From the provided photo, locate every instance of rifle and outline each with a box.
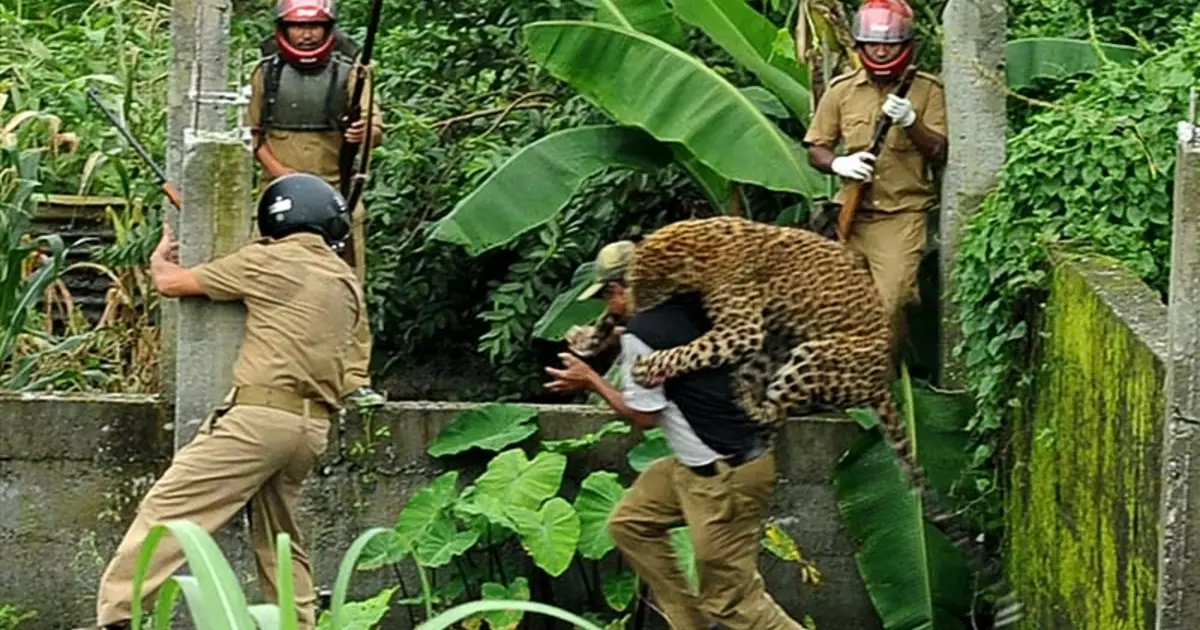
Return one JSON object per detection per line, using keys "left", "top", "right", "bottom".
{"left": 86, "top": 86, "right": 183, "bottom": 211}
{"left": 338, "top": 0, "right": 386, "bottom": 212}
{"left": 835, "top": 64, "right": 918, "bottom": 242}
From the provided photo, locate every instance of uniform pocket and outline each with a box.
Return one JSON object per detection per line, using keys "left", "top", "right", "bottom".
{"left": 843, "top": 115, "right": 875, "bottom": 152}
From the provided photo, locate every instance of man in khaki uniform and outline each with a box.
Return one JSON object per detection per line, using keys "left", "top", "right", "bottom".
{"left": 248, "top": 0, "right": 385, "bottom": 406}
{"left": 803, "top": 0, "right": 946, "bottom": 363}
{"left": 546, "top": 243, "right": 805, "bottom": 630}
{"left": 93, "top": 174, "right": 363, "bottom": 630}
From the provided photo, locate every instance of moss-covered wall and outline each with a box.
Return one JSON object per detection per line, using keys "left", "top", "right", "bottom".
{"left": 1007, "top": 255, "right": 1169, "bottom": 630}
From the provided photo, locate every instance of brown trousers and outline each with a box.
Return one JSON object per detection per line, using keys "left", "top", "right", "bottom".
{"left": 608, "top": 451, "right": 804, "bottom": 630}
{"left": 845, "top": 209, "right": 928, "bottom": 363}
{"left": 95, "top": 403, "right": 331, "bottom": 629}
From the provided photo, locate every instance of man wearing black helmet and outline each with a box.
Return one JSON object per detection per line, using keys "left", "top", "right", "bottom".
{"left": 249, "top": 0, "right": 385, "bottom": 407}
{"left": 92, "top": 174, "right": 362, "bottom": 630}
{"left": 803, "top": 0, "right": 947, "bottom": 369}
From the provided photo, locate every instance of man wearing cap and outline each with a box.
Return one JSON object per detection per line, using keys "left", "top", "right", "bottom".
{"left": 803, "top": 0, "right": 946, "bottom": 368}
{"left": 546, "top": 242, "right": 805, "bottom": 630}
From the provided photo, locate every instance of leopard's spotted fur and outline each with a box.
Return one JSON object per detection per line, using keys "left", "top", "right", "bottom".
{"left": 612, "top": 216, "right": 1022, "bottom": 625}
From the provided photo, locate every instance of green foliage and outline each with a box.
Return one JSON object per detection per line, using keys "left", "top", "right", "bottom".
{"left": 951, "top": 13, "right": 1200, "bottom": 528}
{"left": 832, "top": 371, "right": 977, "bottom": 629}
{"left": 358, "top": 403, "right": 822, "bottom": 626}
{"left": 0, "top": 604, "right": 37, "bottom": 630}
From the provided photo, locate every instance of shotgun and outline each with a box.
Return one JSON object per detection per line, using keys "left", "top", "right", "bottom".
{"left": 86, "top": 87, "right": 182, "bottom": 211}
{"left": 835, "top": 64, "right": 918, "bottom": 242}
{"left": 338, "top": 0, "right": 385, "bottom": 211}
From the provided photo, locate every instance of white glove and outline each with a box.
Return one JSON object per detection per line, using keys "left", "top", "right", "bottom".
{"left": 1179, "top": 120, "right": 1197, "bottom": 145}
{"left": 882, "top": 94, "right": 917, "bottom": 128}
{"left": 831, "top": 152, "right": 876, "bottom": 181}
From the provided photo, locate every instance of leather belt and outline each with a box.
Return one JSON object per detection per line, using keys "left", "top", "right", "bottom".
{"left": 231, "top": 385, "right": 334, "bottom": 420}
{"left": 689, "top": 435, "right": 769, "bottom": 478}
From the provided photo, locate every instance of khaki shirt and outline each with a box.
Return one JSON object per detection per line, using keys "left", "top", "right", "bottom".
{"left": 192, "top": 233, "right": 364, "bottom": 409}
{"left": 247, "top": 59, "right": 384, "bottom": 188}
{"left": 803, "top": 68, "right": 947, "bottom": 213}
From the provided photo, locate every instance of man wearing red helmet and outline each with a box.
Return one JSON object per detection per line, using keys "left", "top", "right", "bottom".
{"left": 803, "top": 0, "right": 947, "bottom": 366}
{"left": 248, "top": 0, "right": 385, "bottom": 407}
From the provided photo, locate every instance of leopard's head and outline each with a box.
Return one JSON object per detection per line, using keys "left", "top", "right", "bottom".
{"left": 625, "top": 236, "right": 700, "bottom": 313}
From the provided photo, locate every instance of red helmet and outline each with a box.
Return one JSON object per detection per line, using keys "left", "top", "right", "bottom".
{"left": 274, "top": 0, "right": 337, "bottom": 68}
{"left": 852, "top": 0, "right": 916, "bottom": 77}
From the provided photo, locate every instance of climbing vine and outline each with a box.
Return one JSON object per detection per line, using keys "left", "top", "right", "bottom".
{"left": 952, "top": 13, "right": 1200, "bottom": 505}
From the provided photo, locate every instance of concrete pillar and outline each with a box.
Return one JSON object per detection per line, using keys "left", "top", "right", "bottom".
{"left": 161, "top": 0, "right": 236, "bottom": 408}
{"left": 936, "top": 0, "right": 1007, "bottom": 387}
{"left": 167, "top": 0, "right": 254, "bottom": 450}
{"left": 1154, "top": 125, "right": 1200, "bottom": 630}
{"left": 173, "top": 140, "right": 255, "bottom": 450}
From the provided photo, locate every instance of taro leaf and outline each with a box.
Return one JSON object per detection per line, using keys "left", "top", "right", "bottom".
{"left": 396, "top": 471, "right": 461, "bottom": 544}
{"left": 428, "top": 404, "right": 539, "bottom": 457}
{"left": 478, "top": 578, "right": 532, "bottom": 630}
{"left": 475, "top": 449, "right": 568, "bottom": 514}
{"left": 510, "top": 498, "right": 582, "bottom": 577}
{"left": 627, "top": 428, "right": 672, "bottom": 472}
{"left": 574, "top": 471, "right": 628, "bottom": 559}
{"left": 415, "top": 518, "right": 481, "bottom": 568}
{"left": 669, "top": 527, "right": 698, "bottom": 589}
{"left": 315, "top": 587, "right": 397, "bottom": 630}
{"left": 397, "top": 579, "right": 465, "bottom": 608}
{"left": 533, "top": 261, "right": 607, "bottom": 341}
{"left": 602, "top": 568, "right": 639, "bottom": 612}
{"left": 542, "top": 420, "right": 633, "bottom": 455}
{"left": 595, "top": 0, "right": 686, "bottom": 47}
{"left": 355, "top": 529, "right": 409, "bottom": 571}
{"left": 524, "top": 21, "right": 824, "bottom": 196}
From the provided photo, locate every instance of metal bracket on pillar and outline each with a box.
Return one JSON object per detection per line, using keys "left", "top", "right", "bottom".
{"left": 184, "top": 0, "right": 252, "bottom": 152}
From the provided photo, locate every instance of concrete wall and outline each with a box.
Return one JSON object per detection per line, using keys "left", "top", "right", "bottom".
{"left": 1006, "top": 255, "right": 1169, "bottom": 630}
{"left": 0, "top": 395, "right": 879, "bottom": 629}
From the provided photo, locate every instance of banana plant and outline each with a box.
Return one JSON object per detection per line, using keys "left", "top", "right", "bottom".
{"left": 832, "top": 367, "right": 982, "bottom": 629}
{"left": 426, "top": 0, "right": 824, "bottom": 258}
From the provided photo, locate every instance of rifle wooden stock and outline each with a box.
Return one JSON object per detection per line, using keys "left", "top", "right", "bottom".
{"left": 836, "top": 180, "right": 867, "bottom": 241}
{"left": 833, "top": 65, "right": 918, "bottom": 242}
{"left": 162, "top": 182, "right": 183, "bottom": 211}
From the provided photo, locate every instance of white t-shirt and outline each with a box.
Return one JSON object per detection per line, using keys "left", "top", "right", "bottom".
{"left": 618, "top": 333, "right": 722, "bottom": 467}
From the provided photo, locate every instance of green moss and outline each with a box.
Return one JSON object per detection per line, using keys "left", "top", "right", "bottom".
{"left": 1007, "top": 257, "right": 1167, "bottom": 629}
{"left": 207, "top": 141, "right": 254, "bottom": 257}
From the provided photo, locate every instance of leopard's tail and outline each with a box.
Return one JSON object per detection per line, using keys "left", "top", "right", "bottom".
{"left": 874, "top": 397, "right": 1024, "bottom": 627}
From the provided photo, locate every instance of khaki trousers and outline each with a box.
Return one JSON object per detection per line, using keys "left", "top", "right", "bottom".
{"left": 95, "top": 404, "right": 331, "bottom": 629}
{"left": 845, "top": 209, "right": 928, "bottom": 363}
{"left": 608, "top": 451, "right": 804, "bottom": 630}
{"left": 338, "top": 199, "right": 372, "bottom": 393}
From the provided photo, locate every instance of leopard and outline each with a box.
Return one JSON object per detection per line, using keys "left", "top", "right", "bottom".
{"left": 580, "top": 215, "right": 1022, "bottom": 626}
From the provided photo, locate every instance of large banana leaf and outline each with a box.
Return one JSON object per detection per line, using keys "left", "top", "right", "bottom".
{"left": 1005, "top": 37, "right": 1143, "bottom": 91}
{"left": 428, "top": 125, "right": 672, "bottom": 255}
{"left": 832, "top": 374, "right": 975, "bottom": 630}
{"left": 668, "top": 0, "right": 812, "bottom": 121}
{"left": 595, "top": 0, "right": 685, "bottom": 47}
{"left": 524, "top": 21, "right": 825, "bottom": 197}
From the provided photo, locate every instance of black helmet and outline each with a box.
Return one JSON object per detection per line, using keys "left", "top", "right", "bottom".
{"left": 257, "top": 173, "right": 351, "bottom": 247}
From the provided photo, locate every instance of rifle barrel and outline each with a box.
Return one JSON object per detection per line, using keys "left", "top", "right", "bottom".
{"left": 86, "top": 87, "right": 170, "bottom": 185}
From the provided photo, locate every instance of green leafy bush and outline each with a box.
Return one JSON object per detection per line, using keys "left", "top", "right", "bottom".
{"left": 951, "top": 13, "right": 1200, "bottom": 505}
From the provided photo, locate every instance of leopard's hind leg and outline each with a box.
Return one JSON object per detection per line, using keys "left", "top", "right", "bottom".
{"left": 759, "top": 334, "right": 1024, "bottom": 626}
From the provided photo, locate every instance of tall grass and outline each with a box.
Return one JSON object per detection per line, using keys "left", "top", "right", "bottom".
{"left": 128, "top": 521, "right": 607, "bottom": 630}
